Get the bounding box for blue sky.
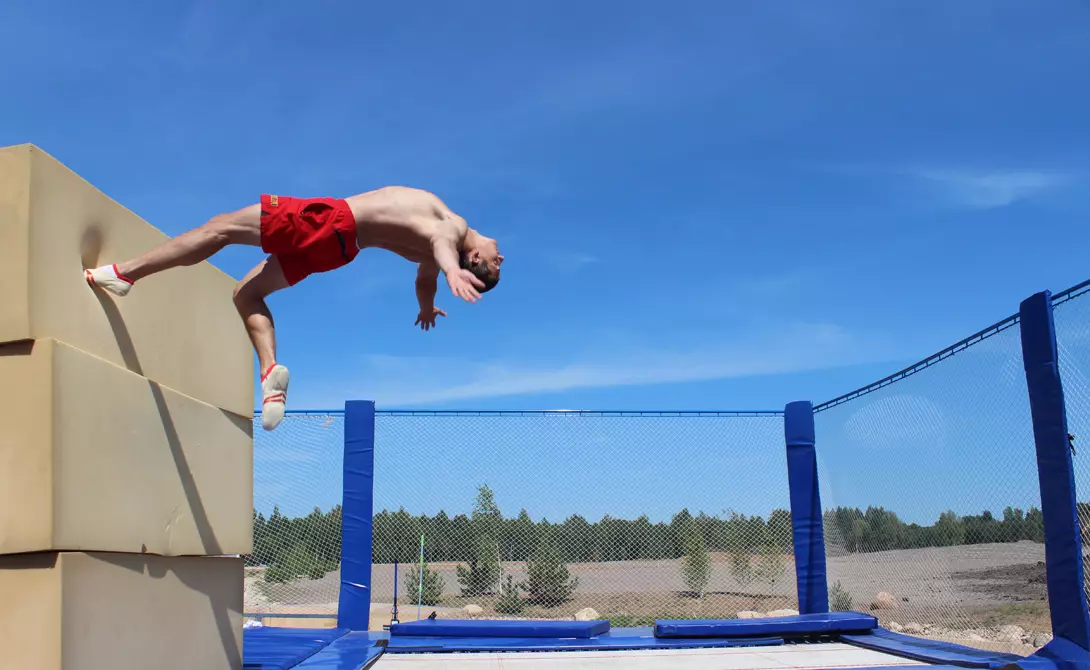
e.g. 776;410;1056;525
5;2;1090;524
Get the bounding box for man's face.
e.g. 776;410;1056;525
469;239;504;274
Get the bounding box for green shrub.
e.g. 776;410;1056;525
495;574;523;615
521;534;578;607
830;580;853;611
680;522;711;597
403;561;446;606
456;536;501;596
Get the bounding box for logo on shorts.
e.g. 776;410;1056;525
269;195;279;207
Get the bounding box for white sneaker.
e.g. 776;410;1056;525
261;364;290;431
85;264;134;297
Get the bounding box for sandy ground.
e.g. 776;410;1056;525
245;540;1075;655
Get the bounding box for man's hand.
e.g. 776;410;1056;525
414;306;447;331
448;268;486;303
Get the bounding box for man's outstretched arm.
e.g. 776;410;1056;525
415;262;440;313
413;262;446;331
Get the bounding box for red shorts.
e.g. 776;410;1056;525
259;194;360;286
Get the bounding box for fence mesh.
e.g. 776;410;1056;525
813;320;1050;655
370;412;796;626
1053;285;1090;610
246;412;346;620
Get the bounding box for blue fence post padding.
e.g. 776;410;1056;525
1019;291;1090;651
784;401;829;615
337;400;376;631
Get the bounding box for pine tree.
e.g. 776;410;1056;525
680;520;711;597
495;574;523;615
404;561;445;607
521;532;578;607
456;534;501;596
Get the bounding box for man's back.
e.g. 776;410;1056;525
345;186;467;263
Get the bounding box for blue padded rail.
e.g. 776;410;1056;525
1015;636;1090;670
389;618;610;639
385;627;784;653
654;611;876;638
242;627;349;670
841;628;1022;669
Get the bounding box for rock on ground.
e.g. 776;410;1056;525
574;607;599;621
736;611;762;619
463;604;483;615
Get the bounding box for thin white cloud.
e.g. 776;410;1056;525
905;167;1076;209
543;251;601;272
309;320;893;407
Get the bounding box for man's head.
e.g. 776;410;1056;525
460;231;503;292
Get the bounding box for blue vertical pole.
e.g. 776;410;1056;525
337;400;375;631
784;400;829;614
1019;292;1090;651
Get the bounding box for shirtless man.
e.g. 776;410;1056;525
84;187;503;430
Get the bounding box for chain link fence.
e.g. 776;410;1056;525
246;411;346;620
371;411;797;626
242;282;1090;641
813;318;1050;656
1053;283;1090;610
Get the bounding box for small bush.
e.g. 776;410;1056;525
730;551;755;588
522;534;578;607
830;580;853;611
495;574;523;615
680;522;711;597
403;562;446;607
456;536;502;596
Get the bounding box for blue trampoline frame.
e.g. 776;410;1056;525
243;285;1090;670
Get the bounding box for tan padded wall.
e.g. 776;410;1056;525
0;552;243;670
0;143;253;417
0;338;253;557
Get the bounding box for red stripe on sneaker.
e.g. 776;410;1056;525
112;264;134;284
263;393;286;405
261;364;280;382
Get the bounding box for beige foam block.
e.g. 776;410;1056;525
0;143;253;417
0;338;253;557
0;552;243;670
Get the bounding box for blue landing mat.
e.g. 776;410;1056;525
243;628;349;670
654;611;877;638
292;631;388;669
841;629;1023;669
389;618;611;639
385;627;785;653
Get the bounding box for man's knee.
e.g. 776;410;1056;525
202;215;235;245
232;279;259;309
207;207;261;245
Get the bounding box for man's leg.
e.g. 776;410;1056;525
233;256;292;431
86;204;263;296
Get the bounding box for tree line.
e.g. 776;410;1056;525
249;487;1066;585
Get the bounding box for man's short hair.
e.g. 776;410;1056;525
460;251;500;292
